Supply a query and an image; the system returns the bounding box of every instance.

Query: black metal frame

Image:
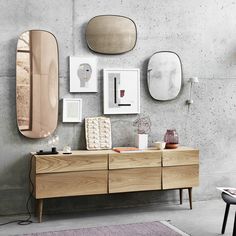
[233,211,236,236]
[147,51,184,102]
[221,204,236,235]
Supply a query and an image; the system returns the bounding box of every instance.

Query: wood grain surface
[109,167,161,193]
[162,165,199,189]
[109,152,161,169]
[162,149,199,166]
[35,170,108,198]
[35,154,108,174]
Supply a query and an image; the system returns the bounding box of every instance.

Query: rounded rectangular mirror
[86,15,137,54]
[16,30,59,138]
[147,51,182,101]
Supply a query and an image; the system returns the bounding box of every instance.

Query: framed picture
[103,68,140,114]
[62,98,82,122]
[69,56,97,92]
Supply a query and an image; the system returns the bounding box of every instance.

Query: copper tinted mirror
[16,30,58,138]
[86,15,137,54]
[147,51,182,101]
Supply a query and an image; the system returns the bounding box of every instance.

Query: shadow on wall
[0,155,31,215]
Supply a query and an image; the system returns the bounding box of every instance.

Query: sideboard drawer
[109,152,161,170]
[162,150,199,166]
[109,167,161,193]
[35,154,108,174]
[162,165,199,189]
[35,170,108,198]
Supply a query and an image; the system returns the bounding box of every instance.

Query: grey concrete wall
[0,0,236,215]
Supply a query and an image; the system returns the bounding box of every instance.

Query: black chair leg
[222,203,230,234]
[233,211,236,236]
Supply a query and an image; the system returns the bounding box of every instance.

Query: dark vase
[164,129,179,149]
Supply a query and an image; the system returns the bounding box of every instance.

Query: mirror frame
[16,29,59,138]
[147,51,183,101]
[85,15,137,55]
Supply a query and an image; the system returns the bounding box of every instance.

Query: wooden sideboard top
[32,146,198,157]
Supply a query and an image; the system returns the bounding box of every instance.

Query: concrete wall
[0,0,236,215]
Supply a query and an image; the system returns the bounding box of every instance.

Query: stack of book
[113,147,144,153]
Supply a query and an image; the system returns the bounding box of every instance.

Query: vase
[135,134,148,149]
[164,129,179,149]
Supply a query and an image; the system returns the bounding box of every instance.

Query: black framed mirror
[86,15,137,54]
[147,51,183,101]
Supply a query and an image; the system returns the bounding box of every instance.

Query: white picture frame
[62,98,82,122]
[103,68,140,114]
[69,56,97,92]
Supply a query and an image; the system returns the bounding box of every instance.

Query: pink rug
[20,221,189,236]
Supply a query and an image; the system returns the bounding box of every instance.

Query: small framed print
[69,56,97,92]
[62,98,82,122]
[103,68,140,114]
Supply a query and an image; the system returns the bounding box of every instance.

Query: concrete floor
[0,199,235,236]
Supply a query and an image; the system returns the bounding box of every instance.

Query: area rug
[20,221,189,236]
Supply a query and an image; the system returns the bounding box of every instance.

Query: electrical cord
[0,155,34,226]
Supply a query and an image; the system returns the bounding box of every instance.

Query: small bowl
[154,141,166,150]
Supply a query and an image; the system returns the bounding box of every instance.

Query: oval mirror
[86,15,137,54]
[16,30,58,138]
[147,51,182,101]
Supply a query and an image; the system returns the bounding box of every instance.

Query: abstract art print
[62,98,82,122]
[103,69,140,114]
[70,57,97,92]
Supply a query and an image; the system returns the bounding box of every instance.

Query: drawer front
[35,154,108,173]
[162,150,199,166]
[109,167,161,193]
[109,152,161,170]
[162,165,199,189]
[35,170,108,198]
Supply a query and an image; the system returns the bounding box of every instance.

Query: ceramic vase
[135,134,148,149]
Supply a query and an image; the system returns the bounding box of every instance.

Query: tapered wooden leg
[233,211,236,236]
[34,199,38,217]
[221,203,230,234]
[179,189,183,205]
[188,188,192,209]
[37,199,43,223]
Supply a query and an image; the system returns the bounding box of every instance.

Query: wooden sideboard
[31,147,199,222]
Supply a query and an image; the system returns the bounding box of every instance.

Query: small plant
[133,114,151,134]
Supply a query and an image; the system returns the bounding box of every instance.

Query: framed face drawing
[147,51,182,101]
[103,68,140,114]
[69,57,97,92]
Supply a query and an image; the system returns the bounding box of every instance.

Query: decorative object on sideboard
[85,117,112,150]
[63,145,72,154]
[186,77,199,107]
[48,134,59,149]
[147,51,183,101]
[36,135,59,155]
[16,30,59,138]
[164,129,179,149]
[86,15,137,54]
[69,56,97,92]
[154,141,166,150]
[103,68,140,114]
[133,114,151,149]
[36,149,58,155]
[62,98,82,122]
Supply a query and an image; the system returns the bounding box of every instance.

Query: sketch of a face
[147,52,182,101]
[77,63,92,88]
